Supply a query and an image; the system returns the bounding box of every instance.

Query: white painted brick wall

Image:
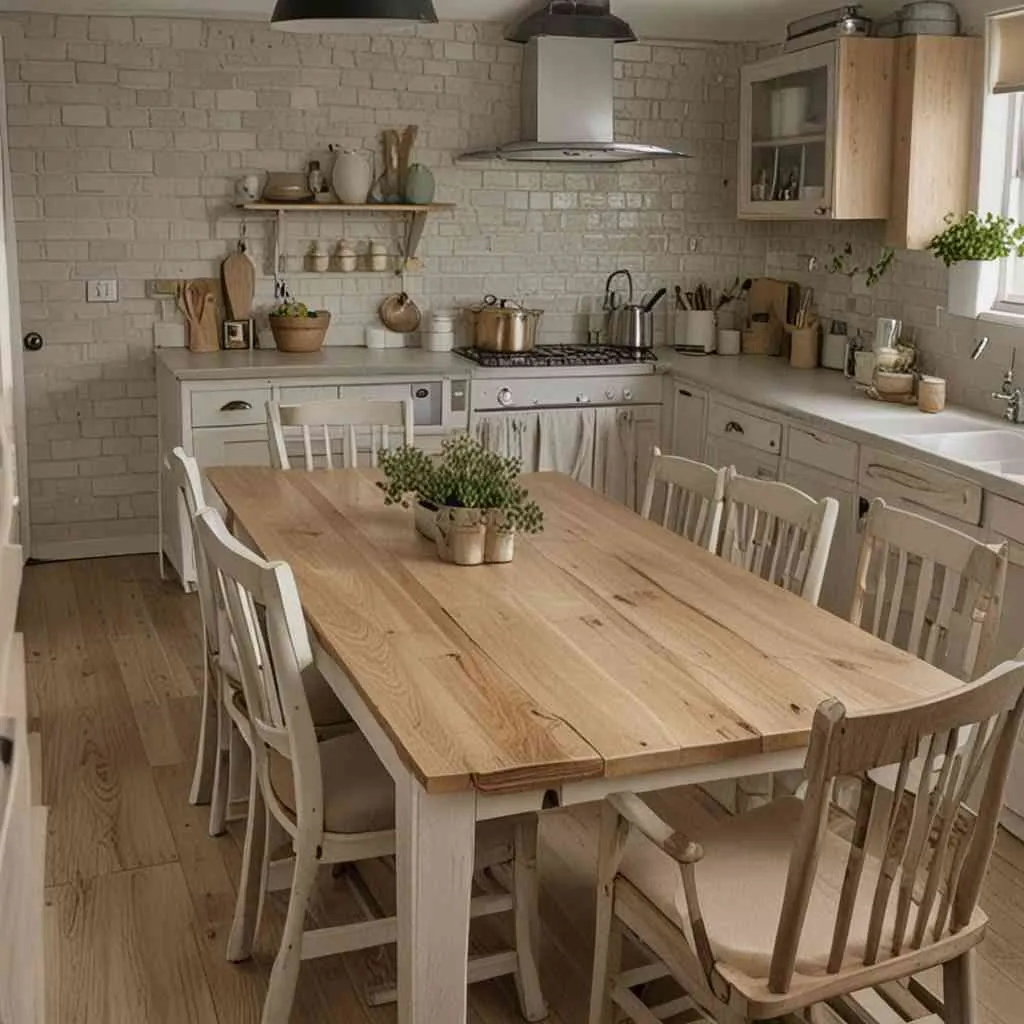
[2,11,755,555]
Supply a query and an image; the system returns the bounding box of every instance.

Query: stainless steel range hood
[460,2,690,164]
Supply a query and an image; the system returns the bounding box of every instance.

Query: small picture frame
[222,319,253,350]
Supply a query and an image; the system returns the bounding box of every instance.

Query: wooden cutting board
[181,278,223,353]
[746,278,795,355]
[222,246,255,321]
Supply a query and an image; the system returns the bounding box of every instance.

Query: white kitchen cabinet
[782,461,858,617]
[671,382,707,462]
[739,38,896,221]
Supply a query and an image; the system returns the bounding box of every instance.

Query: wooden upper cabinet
[738,39,896,221]
[886,36,983,251]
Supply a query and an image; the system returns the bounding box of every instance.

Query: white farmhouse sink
[895,430,1024,478]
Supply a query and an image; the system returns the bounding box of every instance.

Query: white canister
[335,240,357,273]
[674,310,717,353]
[822,332,848,371]
[422,311,455,352]
[331,148,372,204]
[717,329,741,356]
[854,350,877,386]
[366,325,406,349]
[369,241,388,273]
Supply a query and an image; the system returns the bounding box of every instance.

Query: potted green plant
[929,212,1024,317]
[377,435,543,566]
[268,299,332,353]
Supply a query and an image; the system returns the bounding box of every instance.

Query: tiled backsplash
[5,11,758,555]
[5,11,1023,556]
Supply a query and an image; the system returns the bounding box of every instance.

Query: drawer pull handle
[220,400,253,412]
[725,421,745,435]
[679,389,693,398]
[865,464,941,494]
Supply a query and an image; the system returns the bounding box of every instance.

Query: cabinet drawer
[707,402,782,456]
[191,389,271,429]
[706,437,779,481]
[787,425,858,481]
[279,386,340,405]
[859,447,982,526]
[985,494,1024,547]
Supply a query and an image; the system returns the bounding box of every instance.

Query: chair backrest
[768,659,1024,994]
[267,398,414,470]
[640,446,727,552]
[720,468,839,605]
[167,447,218,653]
[851,499,1008,682]
[194,506,325,831]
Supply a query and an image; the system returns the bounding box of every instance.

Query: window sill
[979,309,1024,330]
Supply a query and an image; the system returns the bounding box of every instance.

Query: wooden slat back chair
[721,468,839,606]
[589,659,1024,1024]
[267,398,414,470]
[167,447,235,827]
[640,446,727,552]
[194,507,547,1024]
[852,499,1008,683]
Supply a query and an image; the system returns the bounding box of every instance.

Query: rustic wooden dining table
[207,466,960,1024]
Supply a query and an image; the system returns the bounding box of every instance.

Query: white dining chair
[719,469,839,811]
[267,398,414,470]
[848,498,1009,808]
[852,498,1008,682]
[167,448,348,838]
[640,446,727,552]
[720,467,839,606]
[194,506,548,1024]
[588,659,1024,1024]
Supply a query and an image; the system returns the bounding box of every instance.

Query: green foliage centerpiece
[378,435,543,565]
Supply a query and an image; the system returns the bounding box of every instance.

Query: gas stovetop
[455,345,657,369]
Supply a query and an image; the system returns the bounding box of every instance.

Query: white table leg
[396,771,477,1024]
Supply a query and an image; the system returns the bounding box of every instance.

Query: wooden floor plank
[44,863,219,1024]
[24,556,1024,1024]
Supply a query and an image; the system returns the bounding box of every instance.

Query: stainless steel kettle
[604,269,663,350]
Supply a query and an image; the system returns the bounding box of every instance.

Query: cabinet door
[672,383,707,462]
[739,44,836,219]
[782,461,858,616]
[595,407,660,514]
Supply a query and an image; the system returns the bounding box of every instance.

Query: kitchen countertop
[661,351,1024,507]
[156,346,472,381]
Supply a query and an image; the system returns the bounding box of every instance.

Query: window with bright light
[997,93,1024,311]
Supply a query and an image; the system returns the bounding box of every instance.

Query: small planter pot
[269,312,331,353]
[946,261,983,319]
[435,506,486,566]
[484,511,516,564]
[414,500,439,542]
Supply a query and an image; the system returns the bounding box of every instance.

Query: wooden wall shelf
[232,202,456,277]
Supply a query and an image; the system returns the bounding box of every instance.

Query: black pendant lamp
[271,0,438,32]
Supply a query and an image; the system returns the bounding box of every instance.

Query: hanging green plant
[825,243,896,287]
[927,211,1024,267]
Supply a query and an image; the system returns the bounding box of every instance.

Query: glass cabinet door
[739,45,836,219]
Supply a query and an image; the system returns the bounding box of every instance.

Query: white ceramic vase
[332,149,372,205]
[484,511,516,564]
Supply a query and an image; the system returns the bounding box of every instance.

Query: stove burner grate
[455,345,657,369]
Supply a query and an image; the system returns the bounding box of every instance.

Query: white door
[0,36,27,552]
[671,383,707,462]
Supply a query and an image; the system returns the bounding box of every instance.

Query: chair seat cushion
[269,732,396,834]
[619,796,984,987]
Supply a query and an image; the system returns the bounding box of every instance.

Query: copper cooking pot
[467,296,543,352]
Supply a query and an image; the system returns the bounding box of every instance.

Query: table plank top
[207,467,960,795]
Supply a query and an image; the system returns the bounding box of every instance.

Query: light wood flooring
[20,554,1024,1024]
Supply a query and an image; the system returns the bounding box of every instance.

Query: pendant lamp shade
[271,0,438,32]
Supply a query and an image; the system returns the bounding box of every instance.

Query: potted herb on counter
[929,212,1024,317]
[268,300,332,353]
[377,435,543,566]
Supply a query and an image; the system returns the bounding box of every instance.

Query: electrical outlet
[86,279,118,303]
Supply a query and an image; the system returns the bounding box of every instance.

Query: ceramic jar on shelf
[331,148,372,205]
